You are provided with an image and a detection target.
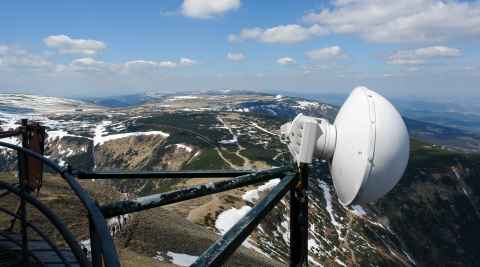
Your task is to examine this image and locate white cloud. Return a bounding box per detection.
[69,57,117,72]
[124,58,195,70]
[181,0,240,19]
[226,52,245,61]
[388,59,425,65]
[179,57,196,66]
[62,56,198,74]
[0,45,53,69]
[388,46,461,65]
[277,57,296,65]
[44,35,106,55]
[414,46,462,57]
[124,60,158,67]
[306,46,347,60]
[407,67,421,72]
[157,61,178,68]
[72,58,99,65]
[303,0,480,43]
[228,24,328,44]
[0,45,8,54]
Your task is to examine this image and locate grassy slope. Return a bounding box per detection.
[0,174,281,266]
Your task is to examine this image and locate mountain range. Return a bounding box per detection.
[0,90,479,266]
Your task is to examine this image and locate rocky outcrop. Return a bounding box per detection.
[46,135,94,170]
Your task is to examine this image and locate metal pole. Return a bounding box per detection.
[100,167,291,218]
[20,119,29,266]
[89,214,104,267]
[74,169,254,179]
[19,195,29,266]
[192,173,298,267]
[289,163,309,267]
[0,130,20,139]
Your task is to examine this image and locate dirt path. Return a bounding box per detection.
[215,147,241,169]
[216,116,253,169]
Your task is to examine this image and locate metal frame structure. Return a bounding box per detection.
[0,119,311,267]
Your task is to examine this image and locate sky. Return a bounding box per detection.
[0,0,479,99]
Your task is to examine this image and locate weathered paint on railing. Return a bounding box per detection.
[192,173,298,266]
[100,166,292,218]
[74,169,254,179]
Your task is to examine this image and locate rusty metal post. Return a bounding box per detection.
[19,119,29,184]
[19,119,30,266]
[289,163,309,267]
[22,121,45,192]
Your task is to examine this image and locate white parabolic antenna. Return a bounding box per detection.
[281,86,410,205]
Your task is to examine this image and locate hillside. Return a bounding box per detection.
[1,91,480,266]
[0,174,280,266]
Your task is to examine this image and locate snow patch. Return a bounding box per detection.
[351,205,367,217]
[154,251,198,266]
[242,190,260,203]
[175,143,193,153]
[0,94,96,115]
[0,136,20,146]
[80,239,91,258]
[215,206,252,234]
[218,137,238,144]
[168,95,199,101]
[319,181,343,239]
[309,256,324,267]
[296,100,320,109]
[93,120,169,146]
[308,238,320,250]
[47,129,90,142]
[214,205,270,258]
[242,178,280,203]
[217,116,240,146]
[335,258,347,267]
[107,214,129,236]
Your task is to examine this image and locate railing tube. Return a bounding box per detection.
[289,163,309,267]
[100,167,292,218]
[89,214,104,266]
[192,173,298,266]
[74,170,254,179]
[20,119,29,266]
[0,141,116,266]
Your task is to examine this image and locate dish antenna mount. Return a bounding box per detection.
[281,86,410,205]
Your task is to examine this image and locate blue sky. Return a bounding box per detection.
[0,0,479,98]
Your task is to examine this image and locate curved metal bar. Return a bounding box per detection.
[0,189,12,198]
[0,206,71,265]
[0,181,89,267]
[0,183,18,198]
[0,141,120,267]
[0,231,45,267]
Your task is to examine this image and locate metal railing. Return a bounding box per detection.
[0,120,119,267]
[73,164,310,266]
[0,119,311,266]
